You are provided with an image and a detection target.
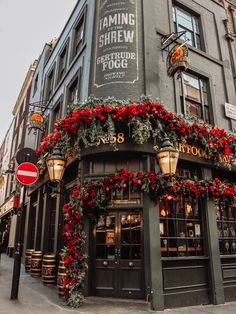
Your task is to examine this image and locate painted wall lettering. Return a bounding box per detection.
[177,143,235,165]
[94,0,138,87]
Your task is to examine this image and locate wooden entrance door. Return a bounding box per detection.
[92,210,144,299]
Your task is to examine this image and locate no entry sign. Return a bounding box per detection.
[16,162,39,185]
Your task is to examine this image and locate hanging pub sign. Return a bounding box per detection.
[28,111,45,132]
[167,44,189,76]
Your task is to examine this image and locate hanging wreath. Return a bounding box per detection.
[60,169,236,307]
[36,97,236,167]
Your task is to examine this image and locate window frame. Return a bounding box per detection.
[44,63,56,101]
[70,6,87,62]
[216,199,236,256]
[66,67,82,108]
[160,163,205,258]
[50,95,63,132]
[56,41,69,85]
[33,73,39,96]
[172,3,203,50]
[180,71,211,122]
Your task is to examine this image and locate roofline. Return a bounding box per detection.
[12,60,38,115]
[43,0,80,69]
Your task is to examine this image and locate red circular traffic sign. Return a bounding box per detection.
[16,162,39,185]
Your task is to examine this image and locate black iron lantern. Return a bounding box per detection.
[156,137,179,175]
[46,147,66,182]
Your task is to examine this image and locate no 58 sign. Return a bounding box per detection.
[97,132,125,146]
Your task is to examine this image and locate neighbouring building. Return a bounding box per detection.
[0,120,14,254]
[0,60,38,256]
[23,0,236,311]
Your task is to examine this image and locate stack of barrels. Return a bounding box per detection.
[24,250,67,296]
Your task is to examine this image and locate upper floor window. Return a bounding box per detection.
[33,74,39,95]
[45,66,55,100]
[67,69,81,108]
[50,97,62,131]
[68,79,79,107]
[216,199,236,255]
[173,5,201,49]
[180,72,210,122]
[57,45,68,83]
[71,12,85,60]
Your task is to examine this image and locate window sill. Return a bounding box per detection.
[220,254,236,259]
[162,256,209,261]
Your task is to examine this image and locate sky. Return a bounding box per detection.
[0,0,77,145]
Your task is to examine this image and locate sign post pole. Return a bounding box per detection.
[10,185,26,300]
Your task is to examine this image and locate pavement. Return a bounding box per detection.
[1,254,236,314]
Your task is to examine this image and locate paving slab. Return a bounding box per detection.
[1,254,236,313]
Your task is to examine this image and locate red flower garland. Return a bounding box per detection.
[36,98,236,164]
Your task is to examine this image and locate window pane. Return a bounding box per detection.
[172,7,176,22]
[104,160,116,173]
[96,245,106,259]
[215,200,236,255]
[193,17,200,34]
[204,106,210,122]
[128,159,140,172]
[178,26,194,46]
[176,8,193,31]
[186,100,202,118]
[160,195,204,257]
[174,6,202,49]
[195,35,201,49]
[93,161,104,173]
[183,73,201,102]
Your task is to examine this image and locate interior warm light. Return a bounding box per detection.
[160,209,167,217]
[186,203,193,214]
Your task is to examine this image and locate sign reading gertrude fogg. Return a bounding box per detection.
[93,0,140,94]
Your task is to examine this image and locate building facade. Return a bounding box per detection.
[24,0,236,310]
[0,122,14,253]
[0,60,38,255]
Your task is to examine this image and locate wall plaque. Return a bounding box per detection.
[94,0,139,88]
[225,102,236,120]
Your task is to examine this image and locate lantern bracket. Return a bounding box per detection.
[161,31,186,51]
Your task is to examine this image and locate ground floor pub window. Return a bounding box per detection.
[216,199,236,255]
[160,195,204,257]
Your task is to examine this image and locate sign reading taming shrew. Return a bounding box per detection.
[94,0,138,87]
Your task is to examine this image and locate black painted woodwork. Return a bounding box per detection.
[91,209,144,299]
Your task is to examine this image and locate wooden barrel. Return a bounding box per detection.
[42,253,56,286]
[30,251,43,277]
[57,260,67,298]
[25,249,34,272]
